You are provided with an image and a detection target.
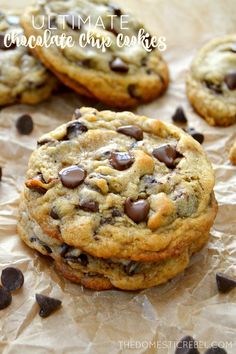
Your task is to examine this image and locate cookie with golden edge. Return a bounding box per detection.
[20,0,168,108]
[186,35,236,126]
[229,142,236,165]
[0,12,58,106]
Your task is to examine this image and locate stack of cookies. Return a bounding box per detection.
[17,107,217,290]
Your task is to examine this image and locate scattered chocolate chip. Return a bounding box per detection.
[117,125,143,141]
[216,272,236,293]
[65,254,88,266]
[0,33,16,50]
[0,167,2,181]
[185,128,204,144]
[204,347,227,354]
[59,166,86,189]
[74,108,82,119]
[50,207,60,220]
[110,4,122,16]
[16,114,34,135]
[124,261,140,276]
[7,15,20,25]
[175,335,200,354]
[204,80,222,94]
[0,286,12,310]
[112,208,122,217]
[110,151,134,171]
[65,121,88,139]
[172,107,188,124]
[66,14,81,30]
[224,72,236,90]
[59,243,70,257]
[152,144,179,168]
[128,84,141,99]
[80,200,99,212]
[37,139,53,147]
[1,267,24,292]
[109,58,129,73]
[124,198,150,223]
[35,294,61,318]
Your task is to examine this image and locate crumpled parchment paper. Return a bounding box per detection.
[0,0,236,353]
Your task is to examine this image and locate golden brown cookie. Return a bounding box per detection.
[229,142,236,165]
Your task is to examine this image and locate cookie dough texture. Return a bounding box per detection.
[186,35,236,126]
[0,12,58,106]
[18,107,217,290]
[229,142,236,165]
[21,0,169,108]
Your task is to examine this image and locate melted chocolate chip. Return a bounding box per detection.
[124,261,140,276]
[109,58,129,73]
[172,107,188,124]
[0,286,12,310]
[110,152,134,171]
[16,114,34,135]
[185,128,204,144]
[204,80,222,94]
[80,200,99,212]
[216,272,236,293]
[112,208,122,217]
[59,166,86,188]
[65,121,88,139]
[1,267,24,292]
[117,125,143,141]
[224,72,236,90]
[0,167,2,182]
[204,347,227,354]
[0,33,16,50]
[124,198,150,223]
[50,207,60,220]
[74,108,82,119]
[35,294,62,318]
[128,84,141,99]
[66,14,81,30]
[59,243,70,257]
[175,336,199,354]
[65,254,88,266]
[152,144,179,168]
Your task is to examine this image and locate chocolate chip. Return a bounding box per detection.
[112,208,122,217]
[216,272,236,293]
[109,58,129,73]
[152,144,179,168]
[175,336,200,354]
[110,4,122,16]
[30,237,37,243]
[110,151,134,171]
[204,81,222,94]
[74,108,82,119]
[1,267,24,292]
[117,125,143,141]
[35,294,61,318]
[66,121,88,139]
[59,166,86,188]
[66,14,81,30]
[185,128,204,144]
[0,286,12,310]
[172,107,188,124]
[64,254,88,266]
[16,114,34,135]
[59,243,70,257]
[0,167,2,182]
[41,243,52,254]
[224,72,236,90]
[124,261,140,276]
[80,200,99,212]
[37,139,53,147]
[204,347,227,354]
[124,198,150,223]
[50,207,60,220]
[128,84,141,99]
[0,33,16,50]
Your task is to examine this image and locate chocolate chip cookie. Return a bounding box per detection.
[21,0,168,108]
[0,12,58,106]
[186,35,236,126]
[18,107,217,290]
[229,142,236,165]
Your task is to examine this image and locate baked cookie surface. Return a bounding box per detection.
[186,35,236,126]
[18,108,217,290]
[0,12,58,106]
[21,0,168,107]
[229,142,236,165]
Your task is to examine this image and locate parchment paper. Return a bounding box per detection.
[0,1,236,353]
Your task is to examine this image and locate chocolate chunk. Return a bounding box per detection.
[50,207,60,220]
[117,125,143,141]
[59,166,86,188]
[59,243,70,257]
[185,128,204,144]
[205,81,222,94]
[204,347,227,354]
[35,294,61,318]
[152,144,179,168]
[0,167,2,182]
[16,114,34,135]
[128,84,141,99]
[112,208,122,217]
[66,14,81,30]
[224,72,236,90]
[1,267,24,292]
[216,272,236,293]
[175,336,200,354]
[172,107,188,124]
[0,33,16,50]
[65,254,88,266]
[74,108,82,119]
[110,151,134,171]
[0,286,12,310]
[109,58,129,73]
[66,121,88,139]
[124,198,150,223]
[124,261,140,276]
[80,200,99,212]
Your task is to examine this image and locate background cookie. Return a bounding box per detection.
[21,0,169,108]
[186,35,236,126]
[0,12,58,106]
[229,142,236,165]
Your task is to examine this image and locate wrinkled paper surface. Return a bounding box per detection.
[0,0,236,353]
